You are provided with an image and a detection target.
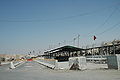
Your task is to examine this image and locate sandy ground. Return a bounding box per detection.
[0,61,120,80]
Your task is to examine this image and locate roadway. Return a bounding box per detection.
[0,61,120,80]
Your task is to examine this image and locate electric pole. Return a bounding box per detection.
[78,34,80,48]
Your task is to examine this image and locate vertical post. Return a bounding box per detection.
[78,35,80,48]
[49,45,51,50]
[64,40,66,46]
[73,38,76,46]
[92,44,94,62]
[92,35,96,62]
[106,46,108,55]
[58,43,61,47]
[39,51,41,54]
[112,42,115,55]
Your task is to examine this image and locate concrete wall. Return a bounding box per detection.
[57,62,69,69]
[37,59,56,65]
[116,54,120,70]
[36,57,87,70]
[35,59,58,69]
[107,54,120,70]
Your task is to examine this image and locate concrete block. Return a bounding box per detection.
[107,54,120,70]
[116,54,120,70]
[57,62,69,70]
[69,57,87,70]
[10,62,15,69]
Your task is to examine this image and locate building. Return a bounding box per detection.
[44,45,84,62]
[0,54,25,62]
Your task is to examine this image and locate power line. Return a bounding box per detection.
[96,21,120,36]
[83,6,118,37]
[0,2,119,22]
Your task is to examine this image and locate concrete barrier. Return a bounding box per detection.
[35,59,58,69]
[9,61,25,69]
[69,57,87,70]
[35,57,87,70]
[10,62,15,69]
[35,57,89,70]
[57,61,69,70]
[1,62,10,65]
[107,54,120,70]
[116,54,120,70]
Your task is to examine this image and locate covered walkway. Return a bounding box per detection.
[44,46,84,62]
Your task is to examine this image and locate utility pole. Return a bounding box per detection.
[112,42,115,55]
[33,50,35,54]
[39,51,41,54]
[58,43,61,47]
[73,38,76,46]
[92,44,94,62]
[49,45,51,50]
[63,40,66,46]
[78,35,80,48]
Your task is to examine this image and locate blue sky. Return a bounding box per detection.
[0,0,120,54]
